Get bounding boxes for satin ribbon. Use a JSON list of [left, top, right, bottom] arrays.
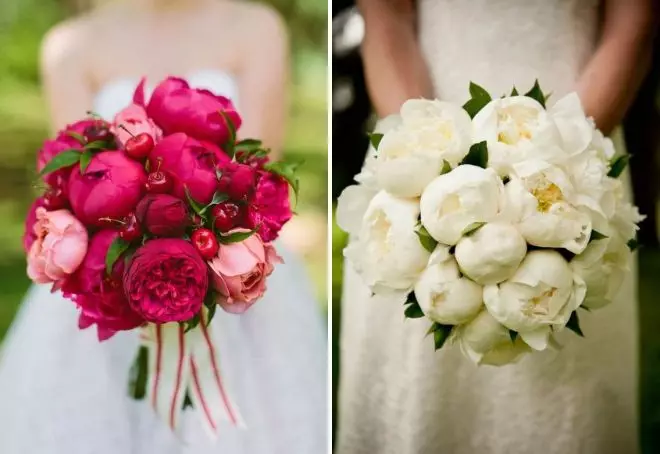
[[139, 310, 244, 438]]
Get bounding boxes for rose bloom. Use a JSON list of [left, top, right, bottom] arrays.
[[23, 197, 45, 252], [246, 171, 292, 242], [135, 194, 189, 237], [68, 151, 147, 227], [149, 133, 230, 205], [135, 77, 242, 144], [112, 103, 163, 147], [209, 231, 282, 314], [124, 239, 208, 323], [62, 230, 144, 341], [38, 119, 101, 187], [27, 208, 88, 284], [218, 162, 257, 200]]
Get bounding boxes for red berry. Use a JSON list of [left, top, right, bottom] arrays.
[[145, 170, 173, 194], [124, 133, 154, 160], [119, 213, 142, 243], [210, 202, 242, 232], [83, 124, 113, 143], [42, 187, 68, 210], [191, 214, 204, 228], [191, 228, 219, 259]]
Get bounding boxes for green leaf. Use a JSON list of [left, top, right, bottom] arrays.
[[84, 140, 108, 150], [220, 111, 237, 158], [462, 82, 492, 118], [404, 302, 424, 319], [415, 225, 438, 253], [218, 227, 259, 244], [525, 79, 546, 108], [264, 160, 302, 203], [66, 131, 87, 145], [589, 230, 609, 242], [38, 150, 81, 177], [79, 149, 93, 173], [460, 141, 488, 168], [128, 346, 149, 400], [368, 133, 384, 150], [608, 155, 630, 178], [184, 186, 206, 216], [509, 330, 518, 343], [440, 159, 452, 175], [510, 86, 519, 96], [627, 238, 639, 252], [431, 323, 453, 350], [105, 236, 130, 275], [234, 139, 262, 153], [462, 221, 486, 237], [200, 192, 230, 215], [404, 291, 417, 306], [206, 303, 217, 326], [566, 311, 584, 337], [184, 313, 201, 333]]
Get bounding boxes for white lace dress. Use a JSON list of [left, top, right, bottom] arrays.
[[0, 70, 328, 454], [337, 1, 639, 453]]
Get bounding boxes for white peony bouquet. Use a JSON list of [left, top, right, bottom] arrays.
[[336, 81, 644, 366]]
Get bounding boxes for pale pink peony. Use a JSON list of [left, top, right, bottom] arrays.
[[27, 208, 88, 284], [208, 231, 283, 314], [112, 103, 163, 147], [246, 171, 292, 242], [23, 197, 45, 253]]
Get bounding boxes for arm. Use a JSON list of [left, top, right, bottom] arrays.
[[40, 20, 95, 132], [358, 0, 433, 117], [236, 7, 289, 160], [576, 0, 655, 135]]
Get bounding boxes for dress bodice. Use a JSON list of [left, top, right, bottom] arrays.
[[417, 0, 600, 103], [92, 69, 240, 120]]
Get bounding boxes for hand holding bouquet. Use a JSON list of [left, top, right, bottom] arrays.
[[24, 77, 300, 435], [337, 81, 642, 366]]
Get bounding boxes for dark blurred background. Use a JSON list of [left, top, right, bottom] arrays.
[[331, 3, 660, 450], [0, 0, 328, 335]]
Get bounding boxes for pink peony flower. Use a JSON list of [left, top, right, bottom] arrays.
[[246, 171, 292, 242], [208, 231, 282, 314], [112, 103, 163, 147], [23, 197, 45, 252], [135, 77, 242, 145], [218, 162, 257, 200], [68, 151, 147, 227], [38, 119, 101, 187], [149, 132, 229, 204], [61, 230, 144, 341], [135, 194, 189, 237], [27, 208, 88, 284], [124, 239, 208, 323]]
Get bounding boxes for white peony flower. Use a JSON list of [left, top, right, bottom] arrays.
[[505, 160, 592, 254], [571, 233, 630, 309], [483, 250, 587, 351], [344, 190, 430, 291], [414, 247, 483, 325], [454, 222, 527, 285], [420, 165, 505, 245], [610, 200, 645, 242], [375, 99, 472, 197], [473, 96, 562, 175], [548, 92, 594, 156], [456, 310, 530, 366]]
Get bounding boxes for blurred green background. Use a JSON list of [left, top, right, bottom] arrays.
[[0, 0, 328, 340]]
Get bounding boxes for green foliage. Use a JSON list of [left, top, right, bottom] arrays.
[[460, 141, 488, 168]]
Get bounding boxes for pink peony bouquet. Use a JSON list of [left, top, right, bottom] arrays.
[[24, 76, 300, 436]]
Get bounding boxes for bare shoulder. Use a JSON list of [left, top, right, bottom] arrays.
[[224, 1, 288, 44], [40, 16, 90, 70]]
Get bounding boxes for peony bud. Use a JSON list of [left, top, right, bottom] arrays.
[[135, 194, 189, 237]]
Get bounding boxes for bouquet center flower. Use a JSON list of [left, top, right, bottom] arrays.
[[530, 180, 564, 212]]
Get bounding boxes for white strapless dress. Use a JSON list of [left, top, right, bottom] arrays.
[[0, 70, 327, 454], [337, 2, 639, 453]]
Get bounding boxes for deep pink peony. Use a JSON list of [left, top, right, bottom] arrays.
[[23, 197, 45, 252], [134, 77, 242, 144], [112, 103, 163, 147], [218, 162, 257, 200], [68, 151, 147, 227], [135, 194, 189, 237], [149, 132, 229, 204], [247, 171, 292, 242], [62, 230, 144, 341], [38, 119, 102, 187], [124, 239, 208, 323], [208, 231, 282, 314], [27, 208, 88, 284]]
